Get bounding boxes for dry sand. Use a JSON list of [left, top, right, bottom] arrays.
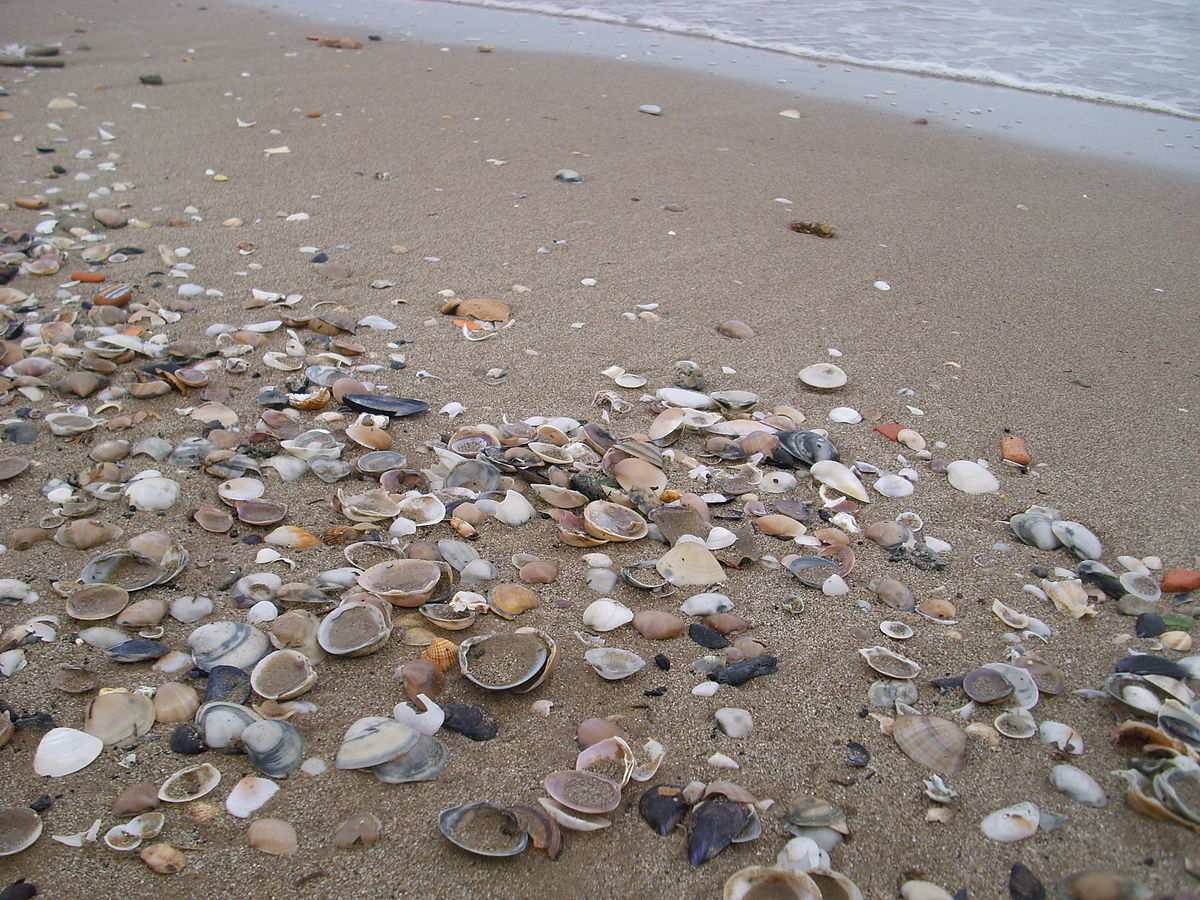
[[1, 0, 1199, 897]]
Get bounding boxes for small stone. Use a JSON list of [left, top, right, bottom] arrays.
[[714, 707, 753, 738], [92, 208, 128, 229], [1001, 435, 1032, 466], [315, 261, 349, 279], [638, 104, 663, 115], [14, 197, 49, 210], [717, 320, 754, 339], [1162, 568, 1200, 593], [554, 169, 583, 183], [48, 96, 79, 109], [139, 74, 164, 86]]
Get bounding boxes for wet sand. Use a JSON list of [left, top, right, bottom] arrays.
[[1, 0, 1198, 897]]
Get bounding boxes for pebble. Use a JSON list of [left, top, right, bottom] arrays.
[[714, 707, 754, 738], [554, 169, 584, 183], [717, 319, 755, 339], [92, 208, 128, 229], [638, 104, 663, 115]]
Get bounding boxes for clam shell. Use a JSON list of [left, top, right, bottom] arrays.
[[0, 807, 43, 857], [963, 668, 1013, 704], [356, 558, 448, 607], [188, 621, 271, 671], [581, 598, 634, 632], [153, 682, 200, 723], [893, 714, 967, 775], [858, 646, 920, 679], [1049, 520, 1103, 561], [226, 775, 281, 819], [438, 802, 528, 857], [1049, 764, 1107, 808], [195, 701, 261, 748], [798, 363, 847, 389], [582, 500, 649, 542], [994, 709, 1037, 739], [657, 541, 726, 587], [724, 866, 823, 900], [336, 716, 420, 769], [372, 733, 450, 783], [458, 630, 557, 692], [809, 460, 869, 503], [123, 476, 180, 511], [246, 818, 297, 855], [81, 549, 165, 592], [65, 583, 130, 620], [84, 689, 156, 748], [241, 719, 305, 777], [544, 770, 622, 814], [317, 601, 392, 656], [33, 727, 103, 777], [250, 649, 317, 700], [979, 801, 1039, 842], [945, 460, 999, 494], [158, 763, 221, 802], [584, 647, 646, 680]]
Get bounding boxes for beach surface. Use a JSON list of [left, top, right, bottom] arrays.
[[1, 0, 1198, 897]]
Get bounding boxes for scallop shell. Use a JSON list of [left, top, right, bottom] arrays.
[[158, 763, 222, 802], [892, 714, 967, 776]]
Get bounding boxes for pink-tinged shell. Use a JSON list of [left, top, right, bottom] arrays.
[[544, 770, 622, 814], [893, 714, 967, 776]]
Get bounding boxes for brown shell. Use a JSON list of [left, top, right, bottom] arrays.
[[893, 714, 967, 776], [419, 637, 458, 673]]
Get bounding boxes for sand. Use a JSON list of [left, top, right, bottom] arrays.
[[1, 0, 1198, 897]]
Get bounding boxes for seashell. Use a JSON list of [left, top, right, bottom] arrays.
[[724, 867, 823, 900], [195, 700, 261, 748], [859, 646, 920, 679], [246, 818, 297, 855], [280, 428, 344, 460], [153, 682, 200, 723], [263, 525, 321, 548], [488, 583, 540, 619], [188, 621, 271, 671], [1049, 764, 1106, 808], [241, 719, 305, 777], [582, 500, 649, 542], [1039, 720, 1084, 754], [34, 727, 103, 777], [688, 798, 751, 866], [330, 811, 383, 848], [235, 499, 288, 526], [1049, 520, 1102, 561], [444, 459, 503, 493], [994, 709, 1037, 739], [545, 770, 622, 814], [393, 493, 445, 527], [458, 629, 557, 693], [1055, 872, 1152, 900], [158, 763, 221, 802], [438, 802, 528, 857], [809, 460, 869, 502], [893, 714, 967, 775], [372, 732, 449, 783], [979, 801, 1039, 842], [584, 647, 646, 680], [65, 583, 130, 620], [1009, 508, 1061, 550], [633, 610, 686, 639], [55, 518, 122, 550], [123, 476, 180, 511], [879, 620, 914, 640], [117, 598, 166, 627], [356, 558, 449, 607], [982, 662, 1039, 709], [581, 598, 634, 632], [798, 363, 847, 389], [268, 609, 325, 663], [217, 477, 264, 504], [84, 689, 156, 747], [226, 775, 280, 819], [657, 541, 726, 587], [418, 602, 477, 631], [342, 394, 429, 418], [393, 693, 446, 735], [250, 649, 317, 700], [537, 796, 612, 832], [772, 430, 839, 468], [51, 665, 99, 693], [317, 601, 392, 656], [336, 716, 420, 770], [81, 549, 165, 592], [193, 506, 234, 533], [45, 412, 101, 436], [963, 667, 1013, 704], [945, 460, 999, 494]]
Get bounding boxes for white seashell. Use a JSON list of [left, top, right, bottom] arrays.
[[759, 471, 797, 493], [828, 406, 862, 424], [655, 387, 715, 409], [123, 476, 180, 511], [392, 694, 445, 735], [809, 460, 869, 503], [474, 489, 534, 526], [798, 363, 847, 389], [34, 727, 103, 777], [393, 493, 445, 527], [979, 801, 1039, 842], [679, 592, 733, 616], [587, 568, 618, 593], [0, 648, 26, 676], [707, 752, 740, 769], [261, 454, 308, 482], [226, 775, 280, 818], [246, 600, 280, 625], [705, 527, 738, 550], [1049, 520, 1102, 561], [776, 836, 830, 872], [537, 797, 611, 832], [945, 460, 999, 494], [1048, 764, 1106, 808], [1038, 721, 1083, 754], [822, 574, 850, 596], [874, 474, 915, 498], [581, 598, 634, 632], [692, 681, 720, 697]]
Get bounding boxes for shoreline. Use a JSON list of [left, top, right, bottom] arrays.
[[1, 0, 1198, 897], [241, 0, 1200, 177]]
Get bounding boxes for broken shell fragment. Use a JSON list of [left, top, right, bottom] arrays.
[[438, 802, 528, 857], [544, 770, 622, 814], [859, 646, 920, 679], [809, 460, 869, 503], [584, 647, 646, 680], [158, 763, 221, 802]]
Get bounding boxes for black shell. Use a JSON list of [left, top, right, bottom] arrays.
[[686, 799, 748, 866], [638, 784, 691, 836], [342, 394, 428, 418]]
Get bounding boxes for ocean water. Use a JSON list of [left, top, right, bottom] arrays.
[[437, 0, 1200, 119]]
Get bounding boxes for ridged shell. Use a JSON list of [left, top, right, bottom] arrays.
[[893, 714, 967, 776]]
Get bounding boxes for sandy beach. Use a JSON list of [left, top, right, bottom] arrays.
[[1, 0, 1199, 897]]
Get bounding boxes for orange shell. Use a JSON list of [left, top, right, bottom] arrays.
[[419, 637, 458, 673]]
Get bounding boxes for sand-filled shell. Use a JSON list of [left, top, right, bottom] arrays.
[[317, 601, 393, 656], [357, 558, 449, 607], [893, 714, 967, 776], [251, 649, 317, 700], [438, 802, 528, 857], [84, 689, 156, 748], [188, 621, 271, 671], [459, 629, 557, 693], [724, 866, 823, 900], [33, 727, 103, 777], [0, 806, 43, 857], [268, 609, 325, 663], [65, 583, 130, 620], [859, 646, 920, 679], [584, 647, 646, 680], [418, 602, 477, 631], [582, 501, 649, 542], [81, 550, 165, 592], [963, 667, 1014, 704], [545, 770, 622, 814], [158, 763, 221, 802]]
